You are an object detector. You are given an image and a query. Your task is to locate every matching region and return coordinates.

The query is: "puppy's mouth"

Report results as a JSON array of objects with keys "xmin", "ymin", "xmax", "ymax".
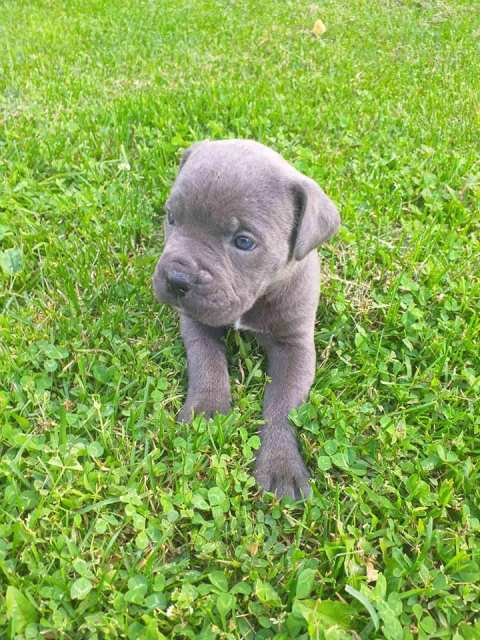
[
  {"xmin": 154, "ymin": 278, "xmax": 246, "ymax": 327},
  {"xmin": 180, "ymin": 291, "xmax": 244, "ymax": 327}
]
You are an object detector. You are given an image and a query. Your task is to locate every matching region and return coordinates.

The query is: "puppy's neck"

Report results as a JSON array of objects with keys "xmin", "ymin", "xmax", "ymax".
[
  {"xmin": 264, "ymin": 255, "xmax": 311, "ymax": 298},
  {"xmin": 234, "ymin": 253, "xmax": 319, "ymax": 335}
]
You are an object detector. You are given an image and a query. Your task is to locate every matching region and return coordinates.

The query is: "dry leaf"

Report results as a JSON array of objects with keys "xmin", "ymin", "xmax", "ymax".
[
  {"xmin": 366, "ymin": 560, "xmax": 379, "ymax": 583},
  {"xmin": 312, "ymin": 19, "xmax": 327, "ymax": 37}
]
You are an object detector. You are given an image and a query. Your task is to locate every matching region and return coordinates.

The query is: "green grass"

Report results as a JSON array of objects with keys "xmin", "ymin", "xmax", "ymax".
[{"xmin": 1, "ymin": 0, "xmax": 479, "ymax": 637}]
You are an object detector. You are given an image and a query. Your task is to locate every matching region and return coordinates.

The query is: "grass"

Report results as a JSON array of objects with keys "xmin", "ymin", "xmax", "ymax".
[{"xmin": 1, "ymin": 0, "xmax": 479, "ymax": 637}]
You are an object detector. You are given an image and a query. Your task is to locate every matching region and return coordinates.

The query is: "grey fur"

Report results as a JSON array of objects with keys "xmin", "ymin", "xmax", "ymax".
[{"xmin": 153, "ymin": 139, "xmax": 340, "ymax": 499}]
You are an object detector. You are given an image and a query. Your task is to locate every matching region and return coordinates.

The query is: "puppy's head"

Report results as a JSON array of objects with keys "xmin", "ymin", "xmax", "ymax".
[{"xmin": 153, "ymin": 140, "xmax": 340, "ymax": 327}]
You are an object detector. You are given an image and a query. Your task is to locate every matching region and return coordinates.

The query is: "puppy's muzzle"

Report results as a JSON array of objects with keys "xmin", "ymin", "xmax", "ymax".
[{"xmin": 166, "ymin": 270, "xmax": 191, "ymax": 297}]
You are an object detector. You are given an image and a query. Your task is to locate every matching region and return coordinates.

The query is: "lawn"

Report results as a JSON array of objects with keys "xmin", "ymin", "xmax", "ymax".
[{"xmin": 1, "ymin": 0, "xmax": 479, "ymax": 637}]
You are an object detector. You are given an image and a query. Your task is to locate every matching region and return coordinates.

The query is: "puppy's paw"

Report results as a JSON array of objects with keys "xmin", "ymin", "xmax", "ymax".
[
  {"xmin": 177, "ymin": 395, "xmax": 231, "ymax": 423},
  {"xmin": 255, "ymin": 444, "xmax": 311, "ymax": 500}
]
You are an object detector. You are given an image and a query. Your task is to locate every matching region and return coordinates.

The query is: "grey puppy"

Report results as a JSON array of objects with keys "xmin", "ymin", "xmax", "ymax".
[{"xmin": 153, "ymin": 140, "xmax": 340, "ymax": 499}]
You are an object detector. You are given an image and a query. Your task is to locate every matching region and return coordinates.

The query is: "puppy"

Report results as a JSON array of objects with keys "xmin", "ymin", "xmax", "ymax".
[{"xmin": 153, "ymin": 140, "xmax": 340, "ymax": 499}]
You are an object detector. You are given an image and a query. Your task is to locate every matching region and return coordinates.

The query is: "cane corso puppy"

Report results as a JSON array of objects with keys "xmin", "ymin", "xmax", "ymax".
[{"xmin": 153, "ymin": 140, "xmax": 340, "ymax": 499}]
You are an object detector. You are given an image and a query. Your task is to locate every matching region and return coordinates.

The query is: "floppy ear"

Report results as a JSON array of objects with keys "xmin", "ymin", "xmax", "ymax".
[
  {"xmin": 178, "ymin": 141, "xmax": 204, "ymax": 172},
  {"xmin": 290, "ymin": 177, "xmax": 340, "ymax": 261},
  {"xmin": 179, "ymin": 146, "xmax": 193, "ymax": 171}
]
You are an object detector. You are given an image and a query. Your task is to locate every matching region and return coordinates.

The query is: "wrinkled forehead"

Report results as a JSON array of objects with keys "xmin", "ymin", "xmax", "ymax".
[{"xmin": 166, "ymin": 159, "xmax": 292, "ymax": 236}]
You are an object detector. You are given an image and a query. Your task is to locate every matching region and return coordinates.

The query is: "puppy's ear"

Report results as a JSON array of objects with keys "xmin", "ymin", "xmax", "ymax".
[
  {"xmin": 178, "ymin": 142, "xmax": 203, "ymax": 172},
  {"xmin": 290, "ymin": 177, "xmax": 340, "ymax": 261},
  {"xmin": 179, "ymin": 147, "xmax": 193, "ymax": 171}
]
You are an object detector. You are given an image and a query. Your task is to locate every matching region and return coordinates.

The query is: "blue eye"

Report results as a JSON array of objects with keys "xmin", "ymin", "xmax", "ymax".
[{"xmin": 234, "ymin": 235, "xmax": 255, "ymax": 251}]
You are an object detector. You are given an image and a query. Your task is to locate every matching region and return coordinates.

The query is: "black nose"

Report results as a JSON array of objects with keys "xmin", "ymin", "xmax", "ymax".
[{"xmin": 166, "ymin": 270, "xmax": 191, "ymax": 296}]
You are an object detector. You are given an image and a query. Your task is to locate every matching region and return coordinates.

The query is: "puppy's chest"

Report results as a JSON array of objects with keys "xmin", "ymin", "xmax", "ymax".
[
  {"xmin": 233, "ymin": 317, "xmax": 262, "ymax": 333},
  {"xmin": 232, "ymin": 303, "xmax": 273, "ymax": 335}
]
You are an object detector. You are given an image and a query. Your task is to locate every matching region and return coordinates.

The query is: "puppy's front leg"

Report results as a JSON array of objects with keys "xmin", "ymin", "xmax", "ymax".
[
  {"xmin": 255, "ymin": 337, "xmax": 315, "ymax": 499},
  {"xmin": 177, "ymin": 315, "xmax": 231, "ymax": 422}
]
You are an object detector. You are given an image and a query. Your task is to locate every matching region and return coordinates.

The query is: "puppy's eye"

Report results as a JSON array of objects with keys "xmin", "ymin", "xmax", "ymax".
[
  {"xmin": 233, "ymin": 235, "xmax": 255, "ymax": 251},
  {"xmin": 166, "ymin": 209, "xmax": 175, "ymax": 225}
]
